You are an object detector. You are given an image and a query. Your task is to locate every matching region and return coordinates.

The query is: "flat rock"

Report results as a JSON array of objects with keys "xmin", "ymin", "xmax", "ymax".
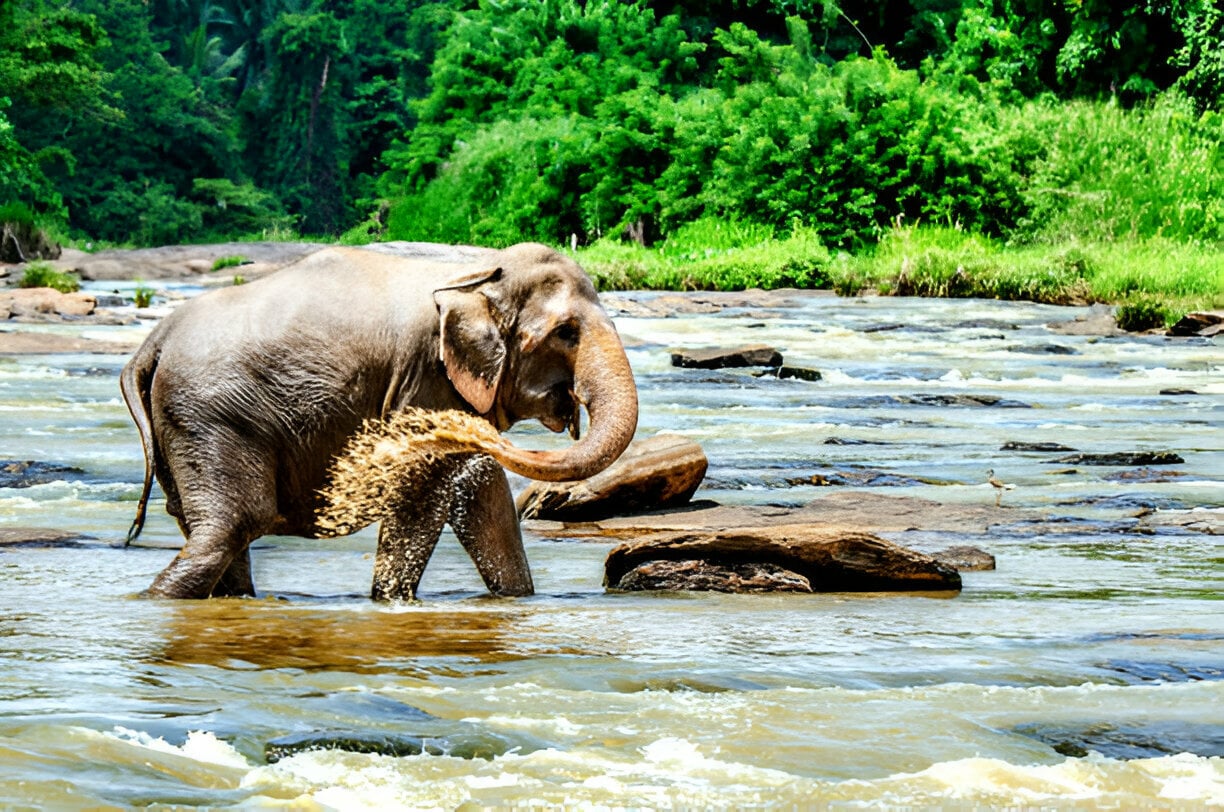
[
  {"xmin": 69, "ymin": 242, "xmax": 325, "ymax": 281},
  {"xmin": 526, "ymin": 492, "xmax": 1036, "ymax": 540},
  {"xmin": 604, "ymin": 525, "xmax": 961, "ymax": 592},
  {"xmin": 517, "ymin": 433, "xmax": 708, "ymax": 521},
  {"xmin": 1, "ymin": 287, "xmax": 92, "ymax": 318},
  {"xmin": 0, "ymin": 527, "xmax": 96, "ymax": 547},
  {"xmin": 0, "ymin": 330, "xmax": 140, "ymax": 355},
  {"xmin": 1046, "ymin": 305, "xmax": 1124, "ymax": 336},
  {"xmin": 1137, "ymin": 508, "xmax": 1222, "ymax": 535},
  {"xmin": 671, "ymin": 344, "xmax": 783, "ymax": 369}
]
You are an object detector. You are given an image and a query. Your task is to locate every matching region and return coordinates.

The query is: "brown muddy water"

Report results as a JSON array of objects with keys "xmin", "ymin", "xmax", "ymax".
[{"xmin": 1, "ymin": 287, "xmax": 1221, "ymax": 808}]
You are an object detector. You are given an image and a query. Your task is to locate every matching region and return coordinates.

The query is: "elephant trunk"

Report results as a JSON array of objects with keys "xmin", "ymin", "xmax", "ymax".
[{"xmin": 491, "ymin": 319, "xmax": 638, "ymax": 482}]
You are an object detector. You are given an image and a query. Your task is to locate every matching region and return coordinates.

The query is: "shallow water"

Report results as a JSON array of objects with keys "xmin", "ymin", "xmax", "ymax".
[{"xmin": 1, "ymin": 291, "xmax": 1221, "ymax": 808}]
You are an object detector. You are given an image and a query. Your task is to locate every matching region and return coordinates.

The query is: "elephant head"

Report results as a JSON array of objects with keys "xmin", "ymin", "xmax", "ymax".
[{"xmin": 432, "ymin": 243, "xmax": 638, "ymax": 482}]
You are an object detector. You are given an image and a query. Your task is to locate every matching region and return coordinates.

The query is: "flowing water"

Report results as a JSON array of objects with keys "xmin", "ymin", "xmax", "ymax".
[{"xmin": 0, "ymin": 289, "xmax": 1221, "ymax": 809}]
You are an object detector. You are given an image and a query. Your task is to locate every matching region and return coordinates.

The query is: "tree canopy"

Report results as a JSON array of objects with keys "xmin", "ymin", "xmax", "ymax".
[{"xmin": 2, "ymin": 0, "xmax": 1221, "ymax": 249}]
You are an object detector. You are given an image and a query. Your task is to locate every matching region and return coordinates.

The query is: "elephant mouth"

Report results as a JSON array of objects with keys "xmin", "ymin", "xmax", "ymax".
[{"xmin": 534, "ymin": 387, "xmax": 581, "ymax": 440}]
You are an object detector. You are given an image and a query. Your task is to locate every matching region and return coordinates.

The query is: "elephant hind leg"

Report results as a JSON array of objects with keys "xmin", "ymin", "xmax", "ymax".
[
  {"xmin": 448, "ymin": 455, "xmax": 533, "ymax": 597},
  {"xmin": 143, "ymin": 450, "xmax": 277, "ymax": 599},
  {"xmin": 143, "ymin": 522, "xmax": 258, "ymax": 598}
]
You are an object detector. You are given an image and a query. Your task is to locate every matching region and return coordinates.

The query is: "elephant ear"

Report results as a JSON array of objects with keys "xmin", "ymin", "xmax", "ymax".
[{"xmin": 434, "ymin": 268, "xmax": 507, "ymax": 414}]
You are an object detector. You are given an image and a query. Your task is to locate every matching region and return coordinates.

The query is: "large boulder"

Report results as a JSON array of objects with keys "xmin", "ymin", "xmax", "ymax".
[
  {"xmin": 604, "ymin": 525, "xmax": 962, "ymax": 593},
  {"xmin": 517, "ymin": 433, "xmax": 708, "ymax": 521},
  {"xmin": 0, "ymin": 288, "xmax": 96, "ymax": 319},
  {"xmin": 1167, "ymin": 311, "xmax": 1224, "ymax": 337}
]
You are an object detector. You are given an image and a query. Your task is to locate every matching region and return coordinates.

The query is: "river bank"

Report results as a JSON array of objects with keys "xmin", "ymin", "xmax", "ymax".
[{"xmin": 2, "ymin": 239, "xmax": 1221, "ymax": 358}]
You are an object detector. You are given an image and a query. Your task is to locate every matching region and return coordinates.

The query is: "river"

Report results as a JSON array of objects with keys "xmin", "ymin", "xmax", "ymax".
[{"xmin": 1, "ymin": 287, "xmax": 1221, "ymax": 808}]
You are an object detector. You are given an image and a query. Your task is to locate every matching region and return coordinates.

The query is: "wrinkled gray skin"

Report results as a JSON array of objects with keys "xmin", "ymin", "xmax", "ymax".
[{"xmin": 121, "ymin": 243, "xmax": 638, "ymax": 600}]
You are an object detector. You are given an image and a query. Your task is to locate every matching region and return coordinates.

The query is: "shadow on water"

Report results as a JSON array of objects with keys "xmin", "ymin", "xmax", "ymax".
[{"xmin": 148, "ymin": 596, "xmax": 585, "ymax": 673}]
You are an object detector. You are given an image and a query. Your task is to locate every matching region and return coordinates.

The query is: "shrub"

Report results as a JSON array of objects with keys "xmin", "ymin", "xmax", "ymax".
[
  {"xmin": 1115, "ymin": 298, "xmax": 1170, "ymax": 332},
  {"xmin": 211, "ymin": 255, "xmax": 246, "ymax": 271},
  {"xmin": 19, "ymin": 261, "xmax": 79, "ymax": 293},
  {"xmin": 1014, "ymin": 94, "xmax": 1224, "ymax": 244},
  {"xmin": 132, "ymin": 282, "xmax": 154, "ymax": 308}
]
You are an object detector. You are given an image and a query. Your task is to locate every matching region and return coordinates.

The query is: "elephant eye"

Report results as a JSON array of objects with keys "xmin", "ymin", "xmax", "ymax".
[{"xmin": 552, "ymin": 321, "xmax": 579, "ymax": 345}]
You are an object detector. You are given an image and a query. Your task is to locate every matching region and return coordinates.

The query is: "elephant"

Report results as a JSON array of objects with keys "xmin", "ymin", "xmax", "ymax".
[{"xmin": 120, "ymin": 242, "xmax": 638, "ymax": 600}]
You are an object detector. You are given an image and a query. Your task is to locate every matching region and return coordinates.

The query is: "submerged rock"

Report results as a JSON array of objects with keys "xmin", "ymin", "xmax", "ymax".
[
  {"xmin": 604, "ymin": 525, "xmax": 962, "ymax": 593},
  {"xmin": 1050, "ymin": 451, "xmax": 1185, "ymax": 466},
  {"xmin": 517, "ymin": 434, "xmax": 708, "ymax": 521},
  {"xmin": 931, "ymin": 545, "xmax": 996, "ymax": 571},
  {"xmin": 1001, "ymin": 441, "xmax": 1077, "ymax": 452},
  {"xmin": 1014, "ymin": 721, "xmax": 1224, "ymax": 759},
  {"xmin": 1102, "ymin": 467, "xmax": 1188, "ymax": 483},
  {"xmin": 0, "ymin": 460, "xmax": 85, "ymax": 488},
  {"xmin": 784, "ymin": 468, "xmax": 932, "ymax": 487},
  {"xmin": 670, "ymin": 344, "xmax": 783, "ymax": 369},
  {"xmin": 264, "ymin": 729, "xmax": 534, "ymax": 763},
  {"xmin": 754, "ymin": 365, "xmax": 822, "ymax": 382}
]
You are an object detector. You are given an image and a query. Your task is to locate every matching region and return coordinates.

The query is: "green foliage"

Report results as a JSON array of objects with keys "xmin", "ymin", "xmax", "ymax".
[
  {"xmin": 834, "ymin": 222, "xmax": 1223, "ymax": 316},
  {"xmin": 132, "ymin": 281, "xmax": 154, "ymax": 308},
  {"xmin": 5, "ymin": 0, "xmax": 1224, "ymax": 306},
  {"xmin": 1015, "ymin": 94, "xmax": 1224, "ymax": 244},
  {"xmin": 192, "ymin": 179, "xmax": 294, "ymax": 238},
  {"xmin": 579, "ymin": 218, "xmax": 830, "ymax": 290},
  {"xmin": 0, "ymin": 202, "xmax": 37, "ymax": 229},
  {"xmin": 1115, "ymin": 298, "xmax": 1170, "ymax": 332},
  {"xmin": 19, "ymin": 262, "xmax": 80, "ymax": 293},
  {"xmin": 211, "ymin": 254, "xmax": 247, "ymax": 271}
]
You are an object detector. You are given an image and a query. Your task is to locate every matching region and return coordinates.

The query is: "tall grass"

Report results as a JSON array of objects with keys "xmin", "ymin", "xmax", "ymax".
[
  {"xmin": 829, "ymin": 223, "xmax": 1224, "ymax": 325},
  {"xmin": 581, "ymin": 219, "xmax": 829, "ymax": 290},
  {"xmin": 1013, "ymin": 94, "xmax": 1224, "ymax": 245}
]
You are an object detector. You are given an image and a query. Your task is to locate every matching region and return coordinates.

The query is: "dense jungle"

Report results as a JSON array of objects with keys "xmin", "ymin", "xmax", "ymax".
[{"xmin": 2, "ymin": 0, "xmax": 1223, "ymax": 321}]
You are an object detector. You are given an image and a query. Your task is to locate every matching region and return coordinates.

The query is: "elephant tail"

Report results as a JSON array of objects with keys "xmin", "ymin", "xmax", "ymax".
[{"xmin": 120, "ymin": 338, "xmax": 160, "ymax": 546}]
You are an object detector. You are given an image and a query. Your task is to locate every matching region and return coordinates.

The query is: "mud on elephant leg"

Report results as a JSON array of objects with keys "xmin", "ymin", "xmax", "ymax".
[
  {"xmin": 373, "ymin": 475, "xmax": 451, "ymax": 602},
  {"xmin": 371, "ymin": 454, "xmax": 532, "ymax": 601},
  {"xmin": 449, "ymin": 455, "xmax": 533, "ymax": 597}
]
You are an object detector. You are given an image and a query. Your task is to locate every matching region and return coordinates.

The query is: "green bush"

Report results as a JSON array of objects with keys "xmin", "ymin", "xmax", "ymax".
[
  {"xmin": 132, "ymin": 281, "xmax": 153, "ymax": 308},
  {"xmin": 211, "ymin": 255, "xmax": 246, "ymax": 271},
  {"xmin": 579, "ymin": 219, "xmax": 829, "ymax": 291},
  {"xmin": 19, "ymin": 261, "xmax": 79, "ymax": 293},
  {"xmin": 1015, "ymin": 94, "xmax": 1224, "ymax": 244},
  {"xmin": 1115, "ymin": 298, "xmax": 1170, "ymax": 332}
]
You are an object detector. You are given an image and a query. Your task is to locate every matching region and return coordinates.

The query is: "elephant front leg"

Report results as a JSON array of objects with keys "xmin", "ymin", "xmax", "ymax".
[
  {"xmin": 373, "ymin": 494, "xmax": 449, "ymax": 602},
  {"xmin": 448, "ymin": 455, "xmax": 534, "ymax": 597}
]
